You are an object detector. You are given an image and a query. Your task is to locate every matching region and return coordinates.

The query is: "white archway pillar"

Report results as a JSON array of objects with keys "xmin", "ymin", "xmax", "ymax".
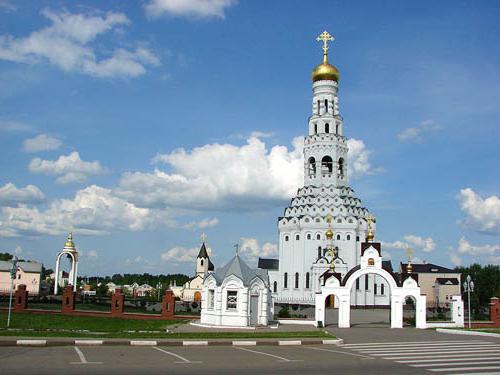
[
  {"xmin": 338, "ymin": 291, "xmax": 351, "ymax": 328},
  {"xmin": 391, "ymin": 295, "xmax": 403, "ymax": 328},
  {"xmin": 315, "ymin": 293, "xmax": 325, "ymax": 327},
  {"xmin": 54, "ymin": 253, "xmax": 62, "ymax": 295},
  {"xmin": 415, "ymin": 295, "xmax": 427, "ymax": 329}
]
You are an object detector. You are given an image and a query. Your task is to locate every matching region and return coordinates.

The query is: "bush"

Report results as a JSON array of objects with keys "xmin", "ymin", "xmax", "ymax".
[{"xmin": 277, "ymin": 306, "xmax": 290, "ymax": 318}]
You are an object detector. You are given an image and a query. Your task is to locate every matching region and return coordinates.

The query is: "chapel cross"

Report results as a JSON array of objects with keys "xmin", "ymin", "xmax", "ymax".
[
  {"xmin": 200, "ymin": 232, "xmax": 208, "ymax": 243},
  {"xmin": 316, "ymin": 30, "xmax": 334, "ymax": 55},
  {"xmin": 234, "ymin": 242, "xmax": 239, "ymax": 256}
]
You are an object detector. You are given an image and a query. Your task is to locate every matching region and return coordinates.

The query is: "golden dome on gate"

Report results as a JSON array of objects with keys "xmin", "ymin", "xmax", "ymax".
[{"xmin": 325, "ymin": 228, "xmax": 334, "ymax": 239}]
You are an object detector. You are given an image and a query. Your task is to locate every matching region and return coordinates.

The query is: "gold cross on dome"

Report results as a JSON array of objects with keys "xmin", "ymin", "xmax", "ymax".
[{"xmin": 316, "ymin": 30, "xmax": 334, "ymax": 54}]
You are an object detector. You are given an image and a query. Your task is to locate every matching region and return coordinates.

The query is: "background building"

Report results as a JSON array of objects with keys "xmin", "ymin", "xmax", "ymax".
[{"xmin": 0, "ymin": 260, "xmax": 42, "ymax": 296}]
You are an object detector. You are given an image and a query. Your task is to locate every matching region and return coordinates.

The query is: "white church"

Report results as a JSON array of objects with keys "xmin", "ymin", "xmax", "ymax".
[{"xmin": 258, "ymin": 31, "xmax": 391, "ymax": 309}]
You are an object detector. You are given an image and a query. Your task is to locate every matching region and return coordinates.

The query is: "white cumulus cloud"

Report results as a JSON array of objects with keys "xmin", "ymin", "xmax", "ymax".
[
  {"xmin": 0, "ymin": 9, "xmax": 160, "ymax": 78},
  {"xmin": 398, "ymin": 120, "xmax": 441, "ymax": 143},
  {"xmin": 0, "ymin": 183, "xmax": 45, "ymax": 206},
  {"xmin": 0, "ymin": 185, "xmax": 161, "ymax": 237},
  {"xmin": 161, "ymin": 246, "xmax": 199, "ymax": 263},
  {"xmin": 117, "ymin": 135, "xmax": 377, "ymax": 212},
  {"xmin": 239, "ymin": 237, "xmax": 278, "ymax": 265},
  {"xmin": 23, "ymin": 134, "xmax": 62, "ymax": 153},
  {"xmin": 457, "ymin": 237, "xmax": 500, "ymax": 256},
  {"xmin": 29, "ymin": 151, "xmax": 105, "ymax": 184},
  {"xmin": 145, "ymin": 0, "xmax": 237, "ymax": 19},
  {"xmin": 383, "ymin": 234, "xmax": 436, "ymax": 253},
  {"xmin": 457, "ymin": 188, "xmax": 500, "ymax": 235},
  {"xmin": 182, "ymin": 217, "xmax": 219, "ymax": 230}
]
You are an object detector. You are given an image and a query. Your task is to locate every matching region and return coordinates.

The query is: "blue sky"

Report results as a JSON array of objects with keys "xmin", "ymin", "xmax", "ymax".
[{"xmin": 0, "ymin": 0, "xmax": 498, "ymax": 276}]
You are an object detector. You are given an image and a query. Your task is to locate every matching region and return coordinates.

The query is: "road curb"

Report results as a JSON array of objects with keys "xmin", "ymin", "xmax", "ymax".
[
  {"xmin": 0, "ymin": 337, "xmax": 343, "ymax": 347},
  {"xmin": 437, "ymin": 328, "xmax": 500, "ymax": 338}
]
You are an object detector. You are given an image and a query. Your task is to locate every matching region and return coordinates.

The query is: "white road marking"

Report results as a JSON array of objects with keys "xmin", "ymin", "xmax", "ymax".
[
  {"xmin": 429, "ymin": 366, "xmax": 500, "ymax": 372},
  {"xmin": 410, "ymin": 361, "xmax": 500, "ymax": 367},
  {"xmin": 153, "ymin": 346, "xmax": 202, "ymax": 364},
  {"xmin": 397, "ymin": 357, "xmax": 500, "ymax": 364},
  {"xmin": 70, "ymin": 346, "xmax": 102, "ymax": 365},
  {"xmin": 352, "ymin": 344, "xmax": 500, "ymax": 353},
  {"xmin": 235, "ymin": 346, "xmax": 302, "ymax": 362},
  {"xmin": 449, "ymin": 373, "xmax": 500, "ymax": 375},
  {"xmin": 384, "ymin": 353, "xmax": 500, "ymax": 360},
  {"xmin": 370, "ymin": 349, "xmax": 500, "ymax": 357},
  {"xmin": 307, "ymin": 346, "xmax": 374, "ymax": 359},
  {"xmin": 342, "ymin": 340, "xmax": 486, "ymax": 347}
]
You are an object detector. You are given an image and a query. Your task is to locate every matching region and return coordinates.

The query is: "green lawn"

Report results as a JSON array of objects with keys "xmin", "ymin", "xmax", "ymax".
[{"xmin": 0, "ymin": 311, "xmax": 333, "ymax": 339}]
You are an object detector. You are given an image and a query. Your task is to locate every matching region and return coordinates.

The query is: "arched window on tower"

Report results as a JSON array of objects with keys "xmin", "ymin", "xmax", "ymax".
[
  {"xmin": 321, "ymin": 156, "xmax": 333, "ymax": 174},
  {"xmin": 200, "ymin": 259, "xmax": 204, "ymax": 266},
  {"xmin": 325, "ymin": 123, "xmax": 329, "ymax": 133},
  {"xmin": 324, "ymin": 99, "xmax": 328, "ymax": 113},
  {"xmin": 314, "ymin": 124, "xmax": 318, "ymax": 134},
  {"xmin": 295, "ymin": 273, "xmax": 299, "ymax": 289},
  {"xmin": 317, "ymin": 100, "xmax": 320, "ymax": 115},
  {"xmin": 273, "ymin": 281, "xmax": 277, "ymax": 293},
  {"xmin": 306, "ymin": 272, "xmax": 310, "ymax": 289},
  {"xmin": 336, "ymin": 123, "xmax": 339, "ymax": 134},
  {"xmin": 338, "ymin": 158, "xmax": 345, "ymax": 178},
  {"xmin": 316, "ymin": 234, "xmax": 321, "ymax": 240},
  {"xmin": 308, "ymin": 157, "xmax": 316, "ymax": 177},
  {"xmin": 284, "ymin": 273, "xmax": 288, "ymax": 289}
]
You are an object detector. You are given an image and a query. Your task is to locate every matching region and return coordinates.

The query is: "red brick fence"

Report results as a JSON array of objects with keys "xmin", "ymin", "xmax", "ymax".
[
  {"xmin": 4, "ymin": 284, "xmax": 197, "ymax": 321},
  {"xmin": 469, "ymin": 296, "xmax": 500, "ymax": 328}
]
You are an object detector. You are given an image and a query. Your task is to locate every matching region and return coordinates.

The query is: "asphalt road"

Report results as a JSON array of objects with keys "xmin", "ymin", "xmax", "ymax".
[{"xmin": 0, "ymin": 330, "xmax": 498, "ymax": 374}]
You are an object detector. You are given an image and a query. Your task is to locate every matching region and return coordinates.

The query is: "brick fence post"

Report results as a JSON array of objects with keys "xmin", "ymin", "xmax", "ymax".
[
  {"xmin": 489, "ymin": 297, "xmax": 499, "ymax": 325},
  {"xmin": 111, "ymin": 288, "xmax": 125, "ymax": 317},
  {"xmin": 14, "ymin": 284, "xmax": 28, "ymax": 312},
  {"xmin": 62, "ymin": 285, "xmax": 76, "ymax": 314},
  {"xmin": 162, "ymin": 290, "xmax": 175, "ymax": 319}
]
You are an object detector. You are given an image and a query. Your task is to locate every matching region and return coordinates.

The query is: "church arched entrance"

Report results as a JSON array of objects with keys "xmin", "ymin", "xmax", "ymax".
[
  {"xmin": 348, "ymin": 272, "xmax": 391, "ymax": 327},
  {"xmin": 315, "ymin": 244, "xmax": 427, "ymax": 329},
  {"xmin": 193, "ymin": 291, "xmax": 202, "ymax": 302},
  {"xmin": 324, "ymin": 294, "xmax": 339, "ymax": 327}
]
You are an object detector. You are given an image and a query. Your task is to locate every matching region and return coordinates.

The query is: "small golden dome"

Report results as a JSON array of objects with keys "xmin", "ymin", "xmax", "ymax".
[
  {"xmin": 64, "ymin": 231, "xmax": 76, "ymax": 250},
  {"xmin": 326, "ymin": 228, "xmax": 334, "ymax": 239},
  {"xmin": 312, "ymin": 61, "xmax": 339, "ymax": 82}
]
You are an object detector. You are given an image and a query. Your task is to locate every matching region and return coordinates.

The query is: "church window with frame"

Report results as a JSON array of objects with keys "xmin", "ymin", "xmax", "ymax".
[
  {"xmin": 208, "ymin": 289, "xmax": 215, "ymax": 309},
  {"xmin": 324, "ymin": 99, "xmax": 328, "ymax": 113},
  {"xmin": 325, "ymin": 123, "xmax": 329, "ymax": 133},
  {"xmin": 374, "ymin": 284, "xmax": 378, "ymax": 295},
  {"xmin": 365, "ymin": 275, "xmax": 369, "ymax": 290},
  {"xmin": 317, "ymin": 246, "xmax": 321, "ymax": 259},
  {"xmin": 284, "ymin": 235, "xmax": 289, "ymax": 241},
  {"xmin": 356, "ymin": 278, "xmax": 360, "ymax": 290},
  {"xmin": 295, "ymin": 272, "xmax": 299, "ymax": 289},
  {"xmin": 321, "ymin": 156, "xmax": 333, "ymax": 174},
  {"xmin": 381, "ymin": 284, "xmax": 385, "ymax": 295},
  {"xmin": 346, "ymin": 234, "xmax": 351, "ymax": 240},
  {"xmin": 316, "ymin": 234, "xmax": 321, "ymax": 240},
  {"xmin": 317, "ymin": 100, "xmax": 320, "ymax": 115},
  {"xmin": 295, "ymin": 234, "xmax": 300, "ymax": 240},
  {"xmin": 305, "ymin": 272, "xmax": 310, "ymax": 289},
  {"xmin": 226, "ymin": 291, "xmax": 237, "ymax": 310},
  {"xmin": 307, "ymin": 233, "xmax": 311, "ymax": 240},
  {"xmin": 314, "ymin": 123, "xmax": 318, "ymax": 134},
  {"xmin": 273, "ymin": 281, "xmax": 277, "ymax": 293},
  {"xmin": 284, "ymin": 273, "xmax": 288, "ymax": 289},
  {"xmin": 336, "ymin": 234, "xmax": 341, "ymax": 240}
]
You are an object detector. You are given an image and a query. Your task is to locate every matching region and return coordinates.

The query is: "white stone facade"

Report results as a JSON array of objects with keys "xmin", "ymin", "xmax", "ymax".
[
  {"xmin": 201, "ymin": 255, "xmax": 272, "ymax": 327},
  {"xmin": 265, "ymin": 74, "xmax": 390, "ymax": 307}
]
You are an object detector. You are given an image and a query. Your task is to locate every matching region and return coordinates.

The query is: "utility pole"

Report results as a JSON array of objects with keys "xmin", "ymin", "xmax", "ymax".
[{"xmin": 7, "ymin": 256, "xmax": 18, "ymax": 328}]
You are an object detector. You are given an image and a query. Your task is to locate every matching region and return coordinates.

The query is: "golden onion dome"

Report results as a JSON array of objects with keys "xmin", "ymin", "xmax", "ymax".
[
  {"xmin": 325, "ymin": 228, "xmax": 334, "ymax": 240},
  {"xmin": 64, "ymin": 231, "xmax": 76, "ymax": 250},
  {"xmin": 313, "ymin": 30, "xmax": 339, "ymax": 82},
  {"xmin": 312, "ymin": 61, "xmax": 339, "ymax": 82}
]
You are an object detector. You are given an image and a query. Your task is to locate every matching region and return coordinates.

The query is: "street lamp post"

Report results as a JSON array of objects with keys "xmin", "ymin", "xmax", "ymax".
[
  {"xmin": 463, "ymin": 275, "xmax": 475, "ymax": 329},
  {"xmin": 7, "ymin": 256, "xmax": 18, "ymax": 328}
]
